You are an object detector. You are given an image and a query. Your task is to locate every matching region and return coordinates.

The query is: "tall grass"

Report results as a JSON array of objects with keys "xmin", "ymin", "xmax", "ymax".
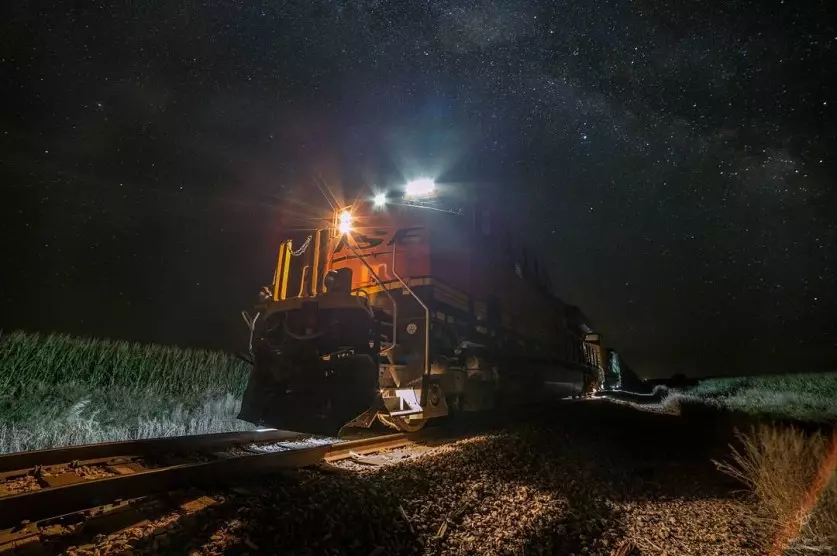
[
  {"xmin": 715, "ymin": 426, "xmax": 837, "ymax": 555},
  {"xmin": 661, "ymin": 372, "xmax": 837, "ymax": 423},
  {"xmin": 0, "ymin": 331, "xmax": 252, "ymax": 453},
  {"xmin": 0, "ymin": 330, "xmax": 246, "ymax": 397}
]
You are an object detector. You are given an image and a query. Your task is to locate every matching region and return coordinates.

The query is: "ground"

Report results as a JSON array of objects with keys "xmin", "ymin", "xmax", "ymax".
[{"xmin": 58, "ymin": 401, "xmax": 770, "ymax": 556}]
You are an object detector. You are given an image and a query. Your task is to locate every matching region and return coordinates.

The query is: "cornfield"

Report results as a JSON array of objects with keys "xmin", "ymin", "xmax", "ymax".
[{"xmin": 0, "ymin": 331, "xmax": 253, "ymax": 453}]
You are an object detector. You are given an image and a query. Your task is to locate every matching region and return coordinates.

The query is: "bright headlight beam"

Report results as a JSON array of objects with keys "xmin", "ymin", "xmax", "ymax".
[
  {"xmin": 404, "ymin": 178, "xmax": 435, "ymax": 197},
  {"xmin": 373, "ymin": 192, "xmax": 387, "ymax": 207},
  {"xmin": 337, "ymin": 210, "xmax": 352, "ymax": 235}
]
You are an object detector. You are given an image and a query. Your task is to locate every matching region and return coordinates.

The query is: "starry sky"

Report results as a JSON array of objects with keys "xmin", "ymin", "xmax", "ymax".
[{"xmin": 2, "ymin": 0, "xmax": 835, "ymax": 378}]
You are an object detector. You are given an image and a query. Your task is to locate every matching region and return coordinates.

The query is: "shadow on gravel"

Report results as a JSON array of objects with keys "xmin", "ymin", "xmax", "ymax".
[
  {"xmin": 221, "ymin": 469, "xmax": 424, "ymax": 556},
  {"xmin": 36, "ymin": 491, "xmax": 233, "ymax": 555},
  {"xmin": 129, "ymin": 400, "xmax": 757, "ymax": 556},
  {"xmin": 129, "ymin": 494, "xmax": 241, "ymax": 555},
  {"xmin": 229, "ymin": 404, "xmax": 638, "ymax": 555},
  {"xmin": 511, "ymin": 401, "xmax": 760, "ymax": 554},
  {"xmin": 542, "ymin": 401, "xmax": 745, "ymax": 496}
]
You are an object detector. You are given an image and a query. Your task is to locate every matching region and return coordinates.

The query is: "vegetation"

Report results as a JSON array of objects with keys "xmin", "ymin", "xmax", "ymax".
[
  {"xmin": 716, "ymin": 425, "xmax": 837, "ymax": 555},
  {"xmin": 661, "ymin": 372, "xmax": 837, "ymax": 423},
  {"xmin": 0, "ymin": 331, "xmax": 253, "ymax": 454}
]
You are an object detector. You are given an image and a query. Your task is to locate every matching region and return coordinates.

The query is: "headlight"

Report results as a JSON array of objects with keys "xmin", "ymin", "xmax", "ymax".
[
  {"xmin": 337, "ymin": 210, "xmax": 352, "ymax": 235},
  {"xmin": 404, "ymin": 178, "xmax": 435, "ymax": 197}
]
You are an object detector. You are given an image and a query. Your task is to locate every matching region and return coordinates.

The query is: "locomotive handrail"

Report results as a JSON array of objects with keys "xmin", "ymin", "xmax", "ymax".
[
  {"xmin": 346, "ymin": 241, "xmax": 398, "ymax": 355},
  {"xmin": 390, "ymin": 243, "xmax": 431, "ymax": 381},
  {"xmin": 241, "ymin": 310, "xmax": 260, "ymax": 354},
  {"xmin": 297, "ymin": 265, "xmax": 310, "ymax": 297}
]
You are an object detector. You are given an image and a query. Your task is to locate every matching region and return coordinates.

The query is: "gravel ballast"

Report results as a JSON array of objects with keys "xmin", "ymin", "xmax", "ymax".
[{"xmin": 60, "ymin": 401, "xmax": 768, "ymax": 555}]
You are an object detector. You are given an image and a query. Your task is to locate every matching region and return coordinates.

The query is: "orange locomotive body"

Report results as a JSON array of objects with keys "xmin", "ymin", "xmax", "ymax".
[{"xmin": 238, "ymin": 184, "xmax": 606, "ymax": 436}]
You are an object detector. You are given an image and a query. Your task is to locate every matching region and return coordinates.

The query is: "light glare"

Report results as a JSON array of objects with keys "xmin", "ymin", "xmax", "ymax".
[
  {"xmin": 404, "ymin": 178, "xmax": 435, "ymax": 197},
  {"xmin": 338, "ymin": 210, "xmax": 352, "ymax": 235},
  {"xmin": 373, "ymin": 192, "xmax": 387, "ymax": 207}
]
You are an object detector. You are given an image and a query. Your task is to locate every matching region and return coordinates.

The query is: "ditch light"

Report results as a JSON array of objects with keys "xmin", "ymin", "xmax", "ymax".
[{"xmin": 404, "ymin": 178, "xmax": 435, "ymax": 198}]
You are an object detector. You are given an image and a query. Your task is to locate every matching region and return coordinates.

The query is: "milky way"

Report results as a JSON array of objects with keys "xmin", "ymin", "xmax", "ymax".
[{"xmin": 2, "ymin": 0, "xmax": 835, "ymax": 376}]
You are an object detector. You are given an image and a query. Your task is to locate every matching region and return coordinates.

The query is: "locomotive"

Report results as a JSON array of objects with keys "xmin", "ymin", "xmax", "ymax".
[{"xmin": 238, "ymin": 180, "xmax": 607, "ymax": 436}]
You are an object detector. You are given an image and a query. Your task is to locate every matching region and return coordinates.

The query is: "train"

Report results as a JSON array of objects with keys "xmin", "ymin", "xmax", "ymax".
[{"xmin": 237, "ymin": 180, "xmax": 609, "ymax": 436}]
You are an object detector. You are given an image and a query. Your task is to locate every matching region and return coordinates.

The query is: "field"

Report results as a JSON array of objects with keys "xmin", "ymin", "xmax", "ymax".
[
  {"xmin": 606, "ymin": 374, "xmax": 837, "ymax": 553},
  {"xmin": 0, "ymin": 331, "xmax": 253, "ymax": 454},
  {"xmin": 659, "ymin": 372, "xmax": 837, "ymax": 423}
]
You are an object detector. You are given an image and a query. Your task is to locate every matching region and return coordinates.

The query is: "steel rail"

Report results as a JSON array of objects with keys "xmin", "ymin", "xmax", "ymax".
[
  {"xmin": 0, "ymin": 431, "xmax": 438, "ymax": 530},
  {"xmin": 0, "ymin": 444, "xmax": 330, "ymax": 529},
  {"xmin": 0, "ymin": 400, "xmax": 554, "ymax": 531},
  {"xmin": 0, "ymin": 429, "xmax": 306, "ymax": 473},
  {"xmin": 325, "ymin": 432, "xmax": 411, "ymax": 461}
]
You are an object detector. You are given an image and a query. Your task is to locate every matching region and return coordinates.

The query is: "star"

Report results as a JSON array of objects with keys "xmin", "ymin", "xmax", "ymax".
[{"xmin": 1, "ymin": 0, "xmax": 834, "ymax": 378}]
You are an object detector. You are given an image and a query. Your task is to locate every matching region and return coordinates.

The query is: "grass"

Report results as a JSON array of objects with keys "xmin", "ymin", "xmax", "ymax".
[
  {"xmin": 716, "ymin": 425, "xmax": 837, "ymax": 555},
  {"xmin": 0, "ymin": 330, "xmax": 253, "ymax": 454},
  {"xmin": 660, "ymin": 372, "xmax": 837, "ymax": 423}
]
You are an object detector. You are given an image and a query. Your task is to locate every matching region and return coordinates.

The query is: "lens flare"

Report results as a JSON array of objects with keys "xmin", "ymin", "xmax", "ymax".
[
  {"xmin": 404, "ymin": 178, "xmax": 435, "ymax": 197},
  {"xmin": 337, "ymin": 210, "xmax": 352, "ymax": 235}
]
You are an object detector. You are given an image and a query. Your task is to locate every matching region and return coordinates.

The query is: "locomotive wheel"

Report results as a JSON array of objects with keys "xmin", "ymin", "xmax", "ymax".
[{"xmin": 377, "ymin": 413, "xmax": 427, "ymax": 432}]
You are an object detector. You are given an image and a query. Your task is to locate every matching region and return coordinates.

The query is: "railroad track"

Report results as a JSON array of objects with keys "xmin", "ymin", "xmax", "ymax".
[
  {"xmin": 0, "ymin": 402, "xmax": 561, "ymax": 552},
  {"xmin": 0, "ymin": 427, "xmax": 438, "ymax": 550}
]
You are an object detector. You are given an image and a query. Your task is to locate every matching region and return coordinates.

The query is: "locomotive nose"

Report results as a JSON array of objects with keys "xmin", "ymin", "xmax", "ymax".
[
  {"xmin": 237, "ymin": 301, "xmax": 383, "ymax": 437},
  {"xmin": 237, "ymin": 353, "xmax": 381, "ymax": 437}
]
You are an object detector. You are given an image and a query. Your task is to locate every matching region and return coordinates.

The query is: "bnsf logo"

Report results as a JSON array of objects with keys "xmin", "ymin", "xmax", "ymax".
[{"xmin": 333, "ymin": 226, "xmax": 423, "ymax": 253}]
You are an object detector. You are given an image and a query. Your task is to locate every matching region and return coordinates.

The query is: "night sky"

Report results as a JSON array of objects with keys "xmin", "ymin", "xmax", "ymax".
[{"xmin": 2, "ymin": 1, "xmax": 836, "ymax": 378}]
